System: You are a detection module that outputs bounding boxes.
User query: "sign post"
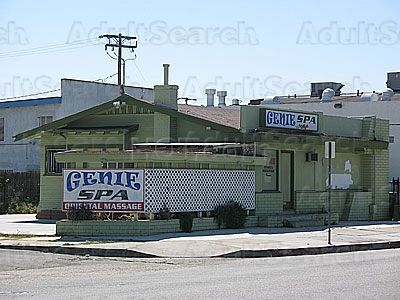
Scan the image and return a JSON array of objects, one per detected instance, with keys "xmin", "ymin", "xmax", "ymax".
[{"xmin": 325, "ymin": 141, "xmax": 335, "ymax": 245}]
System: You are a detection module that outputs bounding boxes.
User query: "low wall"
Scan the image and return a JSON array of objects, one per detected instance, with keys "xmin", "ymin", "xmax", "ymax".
[
  {"xmin": 295, "ymin": 190, "xmax": 374, "ymax": 221},
  {"xmin": 56, "ymin": 216, "xmax": 259, "ymax": 236}
]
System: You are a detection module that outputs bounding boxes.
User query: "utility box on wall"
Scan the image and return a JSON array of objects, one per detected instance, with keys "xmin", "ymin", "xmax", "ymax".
[{"xmin": 306, "ymin": 152, "xmax": 318, "ymax": 162}]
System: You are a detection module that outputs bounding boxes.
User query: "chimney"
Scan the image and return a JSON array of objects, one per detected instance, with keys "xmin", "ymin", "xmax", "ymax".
[
  {"xmin": 217, "ymin": 91, "xmax": 227, "ymax": 107},
  {"xmin": 205, "ymin": 89, "xmax": 216, "ymax": 107},
  {"xmin": 163, "ymin": 64, "xmax": 169, "ymax": 85},
  {"xmin": 154, "ymin": 64, "xmax": 178, "ymax": 110}
]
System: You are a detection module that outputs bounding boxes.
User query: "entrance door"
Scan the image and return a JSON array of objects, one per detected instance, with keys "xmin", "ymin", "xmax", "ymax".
[{"xmin": 281, "ymin": 151, "xmax": 294, "ymax": 210}]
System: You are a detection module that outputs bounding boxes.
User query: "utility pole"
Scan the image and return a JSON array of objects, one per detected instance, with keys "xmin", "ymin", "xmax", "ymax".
[{"xmin": 98, "ymin": 33, "xmax": 137, "ymax": 89}]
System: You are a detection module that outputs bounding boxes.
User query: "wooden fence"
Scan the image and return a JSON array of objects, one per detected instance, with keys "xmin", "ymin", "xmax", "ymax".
[{"xmin": 0, "ymin": 171, "xmax": 40, "ymax": 214}]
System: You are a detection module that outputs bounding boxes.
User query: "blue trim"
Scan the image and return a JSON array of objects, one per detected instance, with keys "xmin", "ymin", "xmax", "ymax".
[{"xmin": 0, "ymin": 97, "xmax": 62, "ymax": 109}]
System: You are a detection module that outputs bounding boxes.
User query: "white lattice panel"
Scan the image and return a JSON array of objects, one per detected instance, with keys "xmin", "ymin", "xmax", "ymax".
[{"xmin": 144, "ymin": 169, "xmax": 255, "ymax": 213}]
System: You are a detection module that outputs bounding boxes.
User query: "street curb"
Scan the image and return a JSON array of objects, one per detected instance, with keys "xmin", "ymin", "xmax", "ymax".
[
  {"xmin": 218, "ymin": 241, "xmax": 400, "ymax": 258},
  {"xmin": 1, "ymin": 241, "xmax": 400, "ymax": 259},
  {"xmin": 0, "ymin": 244, "xmax": 158, "ymax": 258}
]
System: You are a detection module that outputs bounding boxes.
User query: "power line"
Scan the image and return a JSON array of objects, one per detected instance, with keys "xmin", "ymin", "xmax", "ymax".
[
  {"xmin": 0, "ymin": 38, "xmax": 100, "ymax": 59},
  {"xmin": 0, "ymin": 88, "xmax": 61, "ymax": 101},
  {"xmin": 0, "ymin": 73, "xmax": 120, "ymax": 101}
]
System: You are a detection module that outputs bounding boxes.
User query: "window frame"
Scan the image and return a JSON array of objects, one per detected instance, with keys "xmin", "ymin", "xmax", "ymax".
[{"xmin": 45, "ymin": 146, "xmax": 66, "ymax": 175}]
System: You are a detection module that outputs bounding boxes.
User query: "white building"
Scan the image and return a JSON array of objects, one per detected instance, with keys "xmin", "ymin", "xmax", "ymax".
[{"xmin": 0, "ymin": 79, "xmax": 153, "ymax": 171}]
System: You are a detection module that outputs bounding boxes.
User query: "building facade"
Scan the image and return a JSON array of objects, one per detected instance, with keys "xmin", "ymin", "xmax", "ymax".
[
  {"xmin": 16, "ymin": 71, "xmax": 391, "ymax": 225},
  {"xmin": 263, "ymin": 95, "xmax": 400, "ymax": 180}
]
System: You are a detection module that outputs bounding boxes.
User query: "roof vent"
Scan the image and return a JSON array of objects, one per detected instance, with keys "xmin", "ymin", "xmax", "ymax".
[
  {"xmin": 217, "ymin": 91, "xmax": 227, "ymax": 107},
  {"xmin": 261, "ymin": 96, "xmax": 281, "ymax": 104},
  {"xmin": 382, "ymin": 88, "xmax": 394, "ymax": 101},
  {"xmin": 232, "ymin": 98, "xmax": 240, "ymax": 106},
  {"xmin": 321, "ymin": 88, "xmax": 335, "ymax": 102},
  {"xmin": 360, "ymin": 93, "xmax": 379, "ymax": 102},
  {"xmin": 205, "ymin": 89, "xmax": 216, "ymax": 107},
  {"xmin": 311, "ymin": 82, "xmax": 344, "ymax": 98}
]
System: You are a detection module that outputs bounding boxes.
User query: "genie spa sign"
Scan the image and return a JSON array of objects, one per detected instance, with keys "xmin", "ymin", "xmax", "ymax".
[
  {"xmin": 262, "ymin": 109, "xmax": 318, "ymax": 131},
  {"xmin": 63, "ymin": 169, "xmax": 144, "ymax": 212}
]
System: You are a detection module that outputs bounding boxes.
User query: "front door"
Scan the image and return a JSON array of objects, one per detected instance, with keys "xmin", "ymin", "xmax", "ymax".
[{"xmin": 281, "ymin": 151, "xmax": 294, "ymax": 210}]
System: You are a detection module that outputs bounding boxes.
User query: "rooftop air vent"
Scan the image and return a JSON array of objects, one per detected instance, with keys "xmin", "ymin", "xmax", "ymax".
[
  {"xmin": 205, "ymin": 89, "xmax": 216, "ymax": 107},
  {"xmin": 382, "ymin": 88, "xmax": 394, "ymax": 101},
  {"xmin": 321, "ymin": 88, "xmax": 335, "ymax": 102},
  {"xmin": 360, "ymin": 93, "xmax": 379, "ymax": 102}
]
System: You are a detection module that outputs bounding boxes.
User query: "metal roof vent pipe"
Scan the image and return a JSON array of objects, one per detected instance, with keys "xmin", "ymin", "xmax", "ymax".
[
  {"xmin": 382, "ymin": 88, "xmax": 394, "ymax": 101},
  {"xmin": 232, "ymin": 98, "xmax": 240, "ymax": 106},
  {"xmin": 321, "ymin": 88, "xmax": 335, "ymax": 102},
  {"xmin": 217, "ymin": 90, "xmax": 227, "ymax": 107},
  {"xmin": 360, "ymin": 92, "xmax": 379, "ymax": 102},
  {"xmin": 205, "ymin": 89, "xmax": 216, "ymax": 107}
]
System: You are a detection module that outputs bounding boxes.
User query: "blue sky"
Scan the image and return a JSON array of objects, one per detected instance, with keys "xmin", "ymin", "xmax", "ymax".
[{"xmin": 1, "ymin": 0, "xmax": 399, "ymax": 105}]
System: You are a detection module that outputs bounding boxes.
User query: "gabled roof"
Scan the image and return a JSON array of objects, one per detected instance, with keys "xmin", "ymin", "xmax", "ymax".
[
  {"xmin": 14, "ymin": 94, "xmax": 239, "ymax": 141},
  {"xmin": 178, "ymin": 104, "xmax": 240, "ymax": 129}
]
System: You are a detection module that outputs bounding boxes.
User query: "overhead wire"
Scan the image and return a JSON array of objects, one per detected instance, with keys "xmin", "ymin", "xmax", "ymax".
[
  {"xmin": 0, "ymin": 73, "xmax": 119, "ymax": 101},
  {"xmin": 0, "ymin": 38, "xmax": 100, "ymax": 59}
]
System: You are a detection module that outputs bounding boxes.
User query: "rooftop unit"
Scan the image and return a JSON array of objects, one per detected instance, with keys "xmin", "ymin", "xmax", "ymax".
[
  {"xmin": 311, "ymin": 82, "xmax": 344, "ymax": 98},
  {"xmin": 386, "ymin": 72, "xmax": 400, "ymax": 92}
]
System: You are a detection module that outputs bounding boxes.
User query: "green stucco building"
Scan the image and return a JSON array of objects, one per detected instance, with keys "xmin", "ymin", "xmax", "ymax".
[{"xmin": 15, "ymin": 67, "xmax": 390, "ymax": 229}]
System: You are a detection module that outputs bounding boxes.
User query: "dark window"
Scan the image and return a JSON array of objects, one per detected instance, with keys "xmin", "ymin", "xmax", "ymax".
[{"xmin": 46, "ymin": 147, "xmax": 66, "ymax": 174}]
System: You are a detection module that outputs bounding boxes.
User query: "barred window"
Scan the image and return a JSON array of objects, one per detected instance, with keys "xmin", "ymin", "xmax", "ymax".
[{"xmin": 46, "ymin": 147, "xmax": 66, "ymax": 174}]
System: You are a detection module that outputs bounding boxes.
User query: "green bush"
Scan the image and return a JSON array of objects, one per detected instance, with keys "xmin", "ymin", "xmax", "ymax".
[
  {"xmin": 179, "ymin": 213, "xmax": 194, "ymax": 233},
  {"xmin": 157, "ymin": 203, "xmax": 171, "ymax": 220},
  {"xmin": 66, "ymin": 207, "xmax": 93, "ymax": 221},
  {"xmin": 213, "ymin": 201, "xmax": 247, "ymax": 229},
  {"xmin": 7, "ymin": 202, "xmax": 37, "ymax": 214}
]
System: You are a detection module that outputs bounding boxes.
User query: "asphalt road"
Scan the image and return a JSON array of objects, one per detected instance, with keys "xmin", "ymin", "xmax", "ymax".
[{"xmin": 0, "ymin": 249, "xmax": 399, "ymax": 299}]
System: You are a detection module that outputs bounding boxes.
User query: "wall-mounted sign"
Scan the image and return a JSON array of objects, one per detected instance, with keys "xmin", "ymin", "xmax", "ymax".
[
  {"xmin": 63, "ymin": 169, "xmax": 144, "ymax": 212},
  {"xmin": 263, "ymin": 109, "xmax": 318, "ymax": 131}
]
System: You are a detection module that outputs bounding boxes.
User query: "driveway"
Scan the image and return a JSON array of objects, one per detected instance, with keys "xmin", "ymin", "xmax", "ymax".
[{"xmin": 0, "ymin": 214, "xmax": 56, "ymax": 235}]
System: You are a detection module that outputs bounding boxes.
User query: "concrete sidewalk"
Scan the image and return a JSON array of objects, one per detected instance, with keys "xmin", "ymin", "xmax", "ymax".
[
  {"xmin": 0, "ymin": 214, "xmax": 400, "ymax": 258},
  {"xmin": 0, "ymin": 214, "xmax": 56, "ymax": 235}
]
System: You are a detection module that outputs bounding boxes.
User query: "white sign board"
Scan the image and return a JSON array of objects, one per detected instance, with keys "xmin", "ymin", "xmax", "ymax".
[
  {"xmin": 325, "ymin": 141, "xmax": 336, "ymax": 158},
  {"xmin": 265, "ymin": 109, "xmax": 318, "ymax": 131},
  {"xmin": 63, "ymin": 169, "xmax": 144, "ymax": 212}
]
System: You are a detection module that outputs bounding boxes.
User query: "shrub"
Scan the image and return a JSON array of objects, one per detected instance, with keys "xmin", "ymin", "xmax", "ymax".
[
  {"xmin": 179, "ymin": 213, "xmax": 193, "ymax": 233},
  {"xmin": 66, "ymin": 207, "xmax": 93, "ymax": 221},
  {"xmin": 157, "ymin": 203, "xmax": 171, "ymax": 220},
  {"xmin": 212, "ymin": 201, "xmax": 247, "ymax": 229},
  {"xmin": 7, "ymin": 202, "xmax": 37, "ymax": 214}
]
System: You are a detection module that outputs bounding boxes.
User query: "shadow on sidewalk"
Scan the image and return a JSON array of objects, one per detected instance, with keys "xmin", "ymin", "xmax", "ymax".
[{"xmin": 56, "ymin": 220, "xmax": 400, "ymax": 243}]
